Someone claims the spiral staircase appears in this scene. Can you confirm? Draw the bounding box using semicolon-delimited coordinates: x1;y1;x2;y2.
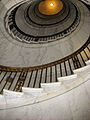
0;0;90;120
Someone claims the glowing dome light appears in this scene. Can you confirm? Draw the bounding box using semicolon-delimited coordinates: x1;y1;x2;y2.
50;3;54;7
39;0;63;15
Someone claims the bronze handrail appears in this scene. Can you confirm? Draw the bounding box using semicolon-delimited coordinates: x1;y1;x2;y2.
0;37;89;93
0;36;89;72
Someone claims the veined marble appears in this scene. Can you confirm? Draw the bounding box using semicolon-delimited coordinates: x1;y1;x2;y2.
0;64;90;120
0;0;90;67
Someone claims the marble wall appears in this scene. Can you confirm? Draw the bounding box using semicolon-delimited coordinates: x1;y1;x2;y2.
0;0;90;67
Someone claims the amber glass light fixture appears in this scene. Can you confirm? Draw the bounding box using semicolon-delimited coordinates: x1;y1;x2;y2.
38;0;63;15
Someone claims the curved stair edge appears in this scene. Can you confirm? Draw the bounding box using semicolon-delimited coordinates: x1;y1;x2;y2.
0;60;90;109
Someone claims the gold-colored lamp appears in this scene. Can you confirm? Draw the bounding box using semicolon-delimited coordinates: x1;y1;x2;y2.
38;0;63;15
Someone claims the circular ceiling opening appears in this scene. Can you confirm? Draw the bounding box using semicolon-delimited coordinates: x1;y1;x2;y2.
38;0;63;15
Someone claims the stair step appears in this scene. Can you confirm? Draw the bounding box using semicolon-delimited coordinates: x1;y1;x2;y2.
41;82;62;93
58;74;77;85
3;89;23;98
85;60;90;65
22;87;47;97
0;95;6;108
73;65;90;79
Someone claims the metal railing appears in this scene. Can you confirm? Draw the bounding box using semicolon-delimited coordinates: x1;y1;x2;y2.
0;36;89;93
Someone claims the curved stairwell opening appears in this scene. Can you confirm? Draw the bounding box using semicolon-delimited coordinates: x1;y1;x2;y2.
0;0;90;120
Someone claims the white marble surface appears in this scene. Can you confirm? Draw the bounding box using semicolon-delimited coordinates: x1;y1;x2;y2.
0;0;90;67
73;65;90;80
22;87;47;97
41;82;62;93
58;74;77;81
0;64;90;106
58;74;77;85
86;60;90;65
0;1;90;119
3;89;24;98
0;68;90;120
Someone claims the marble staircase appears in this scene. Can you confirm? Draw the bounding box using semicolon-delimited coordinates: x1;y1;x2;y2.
0;0;90;119
0;60;89;120
0;60;89;112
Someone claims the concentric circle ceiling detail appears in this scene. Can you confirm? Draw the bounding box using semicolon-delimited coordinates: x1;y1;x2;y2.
5;0;81;44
